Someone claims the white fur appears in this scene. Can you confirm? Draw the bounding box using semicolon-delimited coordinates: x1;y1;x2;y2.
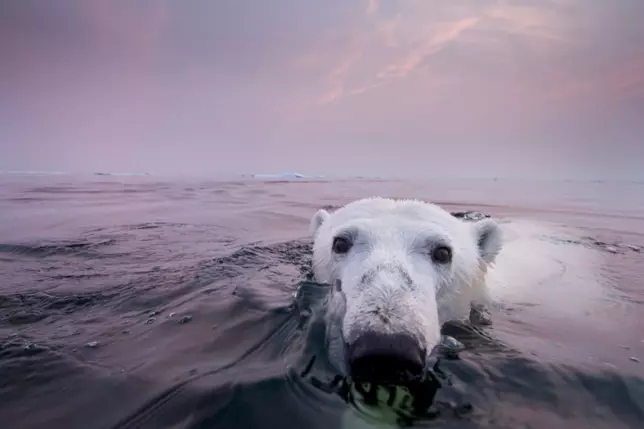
309;197;503;373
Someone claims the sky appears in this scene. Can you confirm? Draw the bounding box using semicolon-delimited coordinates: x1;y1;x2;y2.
1;0;643;179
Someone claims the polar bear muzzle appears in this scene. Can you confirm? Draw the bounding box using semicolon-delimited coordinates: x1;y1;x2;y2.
346;330;426;384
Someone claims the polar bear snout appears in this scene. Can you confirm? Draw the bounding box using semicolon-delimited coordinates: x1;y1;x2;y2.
346;331;426;382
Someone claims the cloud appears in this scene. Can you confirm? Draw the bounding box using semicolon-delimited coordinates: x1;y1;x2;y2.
366;0;378;17
1;0;643;178
311;0;644;124
316;0;567;105
375;17;481;80
319;34;368;104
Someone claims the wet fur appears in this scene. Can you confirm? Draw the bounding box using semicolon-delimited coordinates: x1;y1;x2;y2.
309;197;503;374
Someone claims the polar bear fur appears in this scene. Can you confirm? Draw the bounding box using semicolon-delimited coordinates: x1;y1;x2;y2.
309;197;503;374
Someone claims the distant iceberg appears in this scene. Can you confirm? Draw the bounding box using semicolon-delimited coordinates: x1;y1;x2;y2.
249;172;325;180
93;172;152;177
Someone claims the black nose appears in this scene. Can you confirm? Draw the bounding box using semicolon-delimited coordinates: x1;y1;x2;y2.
347;331;426;383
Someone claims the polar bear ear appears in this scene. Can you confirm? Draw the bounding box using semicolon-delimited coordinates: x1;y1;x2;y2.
310;209;330;237
471;218;503;264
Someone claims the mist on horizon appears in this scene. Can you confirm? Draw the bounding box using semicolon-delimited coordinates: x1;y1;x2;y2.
1;0;643;180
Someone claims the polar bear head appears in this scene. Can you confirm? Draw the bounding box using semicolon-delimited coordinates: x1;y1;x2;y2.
309;197;503;381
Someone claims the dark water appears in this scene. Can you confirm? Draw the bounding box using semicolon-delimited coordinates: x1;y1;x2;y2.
1;175;643;429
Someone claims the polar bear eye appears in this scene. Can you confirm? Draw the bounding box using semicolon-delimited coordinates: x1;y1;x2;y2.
431;246;452;264
332;236;352;254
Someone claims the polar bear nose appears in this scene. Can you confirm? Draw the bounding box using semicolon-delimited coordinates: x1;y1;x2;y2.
346;331;426;383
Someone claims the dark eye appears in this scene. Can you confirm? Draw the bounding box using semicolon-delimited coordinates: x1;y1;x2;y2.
332;236;352;254
432;246;452;264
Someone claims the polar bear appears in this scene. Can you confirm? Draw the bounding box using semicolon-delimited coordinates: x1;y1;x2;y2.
309;197;503;382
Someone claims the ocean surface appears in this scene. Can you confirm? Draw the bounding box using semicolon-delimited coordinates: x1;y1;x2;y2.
1;175;643;429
